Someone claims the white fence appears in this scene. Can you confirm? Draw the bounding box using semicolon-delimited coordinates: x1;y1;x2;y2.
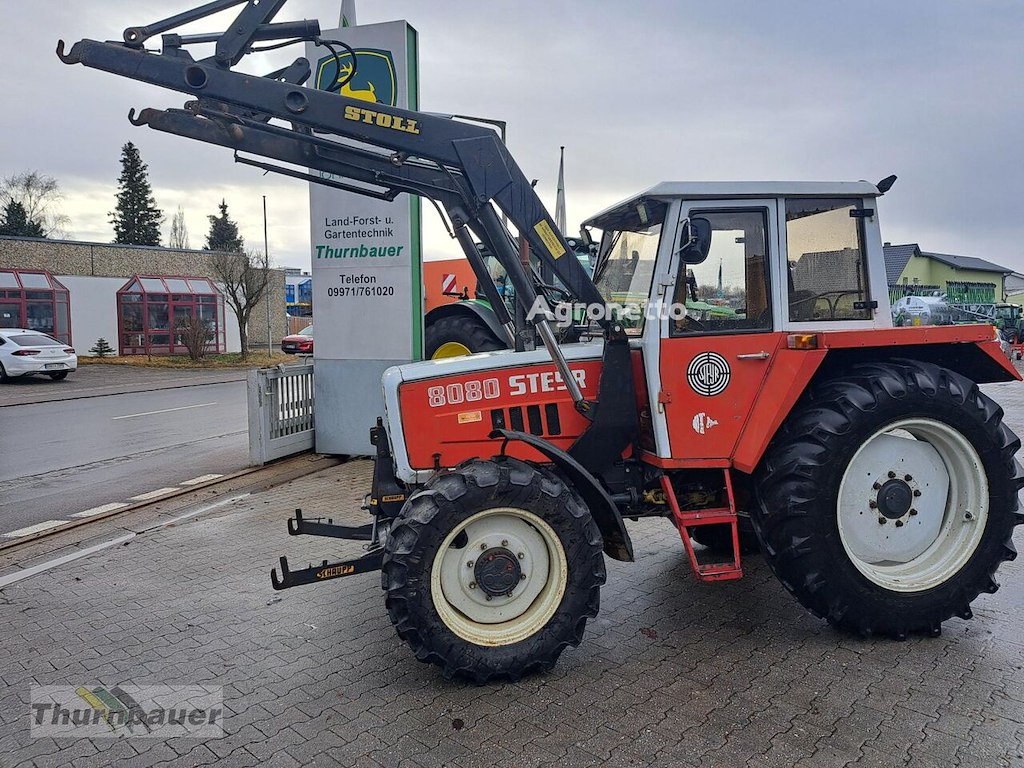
248;362;315;465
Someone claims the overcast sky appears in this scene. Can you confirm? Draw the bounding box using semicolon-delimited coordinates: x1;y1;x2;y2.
3;1;1022;272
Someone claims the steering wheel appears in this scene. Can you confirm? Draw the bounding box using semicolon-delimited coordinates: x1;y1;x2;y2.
675;313;706;333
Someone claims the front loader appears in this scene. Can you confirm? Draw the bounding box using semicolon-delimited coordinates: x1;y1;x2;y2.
60;1;1024;683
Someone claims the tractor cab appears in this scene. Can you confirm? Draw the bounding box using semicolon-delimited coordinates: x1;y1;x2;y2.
581;182;895;466
585;182;892;338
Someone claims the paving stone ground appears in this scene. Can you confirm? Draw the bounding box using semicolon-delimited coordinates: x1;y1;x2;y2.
2;381;1024;767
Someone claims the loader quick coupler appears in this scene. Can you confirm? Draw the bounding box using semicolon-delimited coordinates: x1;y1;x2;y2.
270;509;387;591
271;420;406;591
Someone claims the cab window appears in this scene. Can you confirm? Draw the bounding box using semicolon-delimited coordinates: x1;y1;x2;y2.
592;201;666;335
786;198;871;321
671;209;772;336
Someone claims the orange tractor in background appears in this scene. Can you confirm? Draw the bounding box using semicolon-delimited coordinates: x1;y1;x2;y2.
61;0;1023;684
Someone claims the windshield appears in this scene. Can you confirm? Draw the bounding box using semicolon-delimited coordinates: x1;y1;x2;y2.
592;201;666;333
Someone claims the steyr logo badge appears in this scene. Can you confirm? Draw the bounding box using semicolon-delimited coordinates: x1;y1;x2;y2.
686;352;731;397
314;48;397;106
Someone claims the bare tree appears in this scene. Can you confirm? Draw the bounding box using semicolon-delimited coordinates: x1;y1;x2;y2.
169;206;190;249
0;171;71;237
175;314;213;361
209;248;270;360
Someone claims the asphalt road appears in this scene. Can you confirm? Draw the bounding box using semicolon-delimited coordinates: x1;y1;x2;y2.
0;380;248;534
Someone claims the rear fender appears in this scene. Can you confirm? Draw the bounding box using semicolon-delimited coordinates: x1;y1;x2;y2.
491;428;634;562
732;336;1019;473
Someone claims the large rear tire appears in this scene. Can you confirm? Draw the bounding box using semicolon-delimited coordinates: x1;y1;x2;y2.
382;457;605;683
425;314;506;359
753;360;1023;638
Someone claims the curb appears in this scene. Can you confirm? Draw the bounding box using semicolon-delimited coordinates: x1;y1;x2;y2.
0;453;344;553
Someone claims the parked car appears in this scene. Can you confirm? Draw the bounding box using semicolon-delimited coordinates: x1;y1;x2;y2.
281;325;313;354
0;329;77;382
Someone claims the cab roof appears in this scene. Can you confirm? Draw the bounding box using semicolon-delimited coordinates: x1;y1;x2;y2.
584;181;882;228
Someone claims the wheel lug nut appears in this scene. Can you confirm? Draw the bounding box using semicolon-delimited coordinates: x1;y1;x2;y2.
469;582;476;589
913;489;922;497
485;595;492;601
895;520;904;527
888;471;896;479
878;517;887;525
904;474;913;482
517;552;525;559
868;500;877;509
909;509;917;516
467;561;474;568
501;539;508;547
480;543;487;551
964;512;974;521
872;482;881;490
520;573;526;581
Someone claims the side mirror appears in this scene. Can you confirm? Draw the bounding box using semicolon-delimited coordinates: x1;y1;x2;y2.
680;217;712;264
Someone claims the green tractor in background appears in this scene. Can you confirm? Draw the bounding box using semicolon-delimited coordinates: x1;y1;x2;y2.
424;237;594;359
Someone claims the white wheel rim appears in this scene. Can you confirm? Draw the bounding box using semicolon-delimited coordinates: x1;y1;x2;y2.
837;418;988;592
430;507;567;646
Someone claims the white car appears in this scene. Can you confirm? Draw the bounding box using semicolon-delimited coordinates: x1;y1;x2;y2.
0;329;77;382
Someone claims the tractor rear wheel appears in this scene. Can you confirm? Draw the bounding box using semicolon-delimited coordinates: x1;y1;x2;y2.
425;314;506;359
753;360;1023;638
382;457;605;682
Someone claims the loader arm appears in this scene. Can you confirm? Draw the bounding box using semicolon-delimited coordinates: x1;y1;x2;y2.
57;0;638;471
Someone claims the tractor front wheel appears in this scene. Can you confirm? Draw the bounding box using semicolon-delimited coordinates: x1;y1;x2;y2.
382;457;605;682
753;360;1023;638
425;314;506;359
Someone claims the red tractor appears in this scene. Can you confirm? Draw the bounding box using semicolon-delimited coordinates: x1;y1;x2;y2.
61;1;1023;684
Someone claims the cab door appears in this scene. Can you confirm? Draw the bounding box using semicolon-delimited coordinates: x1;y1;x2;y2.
654;202;785;461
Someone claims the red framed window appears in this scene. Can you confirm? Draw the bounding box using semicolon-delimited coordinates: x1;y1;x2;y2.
0;269;72;344
116;275;226;355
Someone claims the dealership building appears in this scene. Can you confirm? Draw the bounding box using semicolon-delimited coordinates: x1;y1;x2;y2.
0;235;286;355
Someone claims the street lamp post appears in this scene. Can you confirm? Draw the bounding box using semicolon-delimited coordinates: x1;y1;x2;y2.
263;195;271;356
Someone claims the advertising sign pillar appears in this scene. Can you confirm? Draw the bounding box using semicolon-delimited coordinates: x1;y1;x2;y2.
307;22;421;455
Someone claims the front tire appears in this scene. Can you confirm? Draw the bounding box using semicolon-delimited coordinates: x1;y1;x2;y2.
382;457;605;683
425;314;506;359
753;360;1023;638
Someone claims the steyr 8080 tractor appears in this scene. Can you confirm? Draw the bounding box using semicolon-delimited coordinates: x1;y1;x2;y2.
60;1;1023;683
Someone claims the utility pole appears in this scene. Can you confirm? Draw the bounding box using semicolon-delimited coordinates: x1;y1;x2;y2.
263;194;271;355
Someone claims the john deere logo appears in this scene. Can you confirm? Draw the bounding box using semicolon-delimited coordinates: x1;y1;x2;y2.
315;49;397;106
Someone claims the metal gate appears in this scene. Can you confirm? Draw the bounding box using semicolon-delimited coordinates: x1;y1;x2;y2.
248;363;315;465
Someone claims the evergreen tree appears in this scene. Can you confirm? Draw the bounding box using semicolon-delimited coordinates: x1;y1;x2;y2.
204;199;244;252
0;200;45;237
110;141;163;246
89;338;115;357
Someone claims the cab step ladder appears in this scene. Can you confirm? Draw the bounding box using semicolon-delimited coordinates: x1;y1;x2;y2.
660;471;743;582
